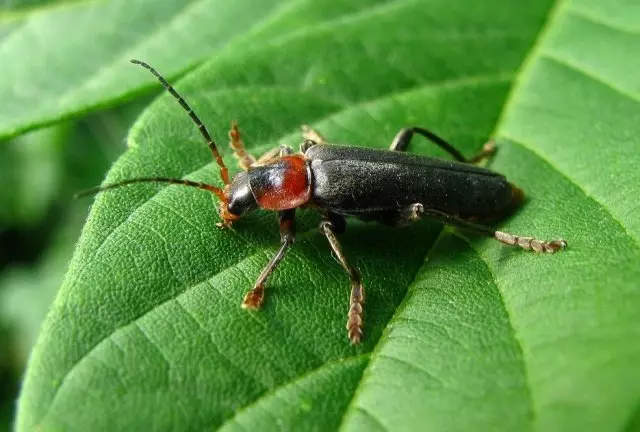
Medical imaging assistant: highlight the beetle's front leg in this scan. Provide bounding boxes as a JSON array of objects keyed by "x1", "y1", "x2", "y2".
[
  {"x1": 319, "y1": 218, "x2": 365, "y2": 344},
  {"x1": 241, "y1": 209, "x2": 296, "y2": 309},
  {"x1": 408, "y1": 204, "x2": 567, "y2": 253},
  {"x1": 251, "y1": 144, "x2": 295, "y2": 167}
]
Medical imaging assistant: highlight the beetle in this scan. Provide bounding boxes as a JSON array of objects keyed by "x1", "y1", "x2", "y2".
[{"x1": 80, "y1": 59, "x2": 567, "y2": 344}]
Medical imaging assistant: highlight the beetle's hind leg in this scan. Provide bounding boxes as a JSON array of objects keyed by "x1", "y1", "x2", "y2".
[
  {"x1": 408, "y1": 204, "x2": 567, "y2": 253},
  {"x1": 319, "y1": 217, "x2": 365, "y2": 344},
  {"x1": 390, "y1": 127, "x2": 495, "y2": 165}
]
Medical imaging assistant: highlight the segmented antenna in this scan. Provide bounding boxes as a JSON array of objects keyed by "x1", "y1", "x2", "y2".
[
  {"x1": 130, "y1": 59, "x2": 229, "y2": 185},
  {"x1": 75, "y1": 177, "x2": 226, "y2": 202},
  {"x1": 75, "y1": 60, "x2": 232, "y2": 202}
]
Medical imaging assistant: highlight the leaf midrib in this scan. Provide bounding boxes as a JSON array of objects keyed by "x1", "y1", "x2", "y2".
[{"x1": 213, "y1": 354, "x2": 370, "y2": 431}]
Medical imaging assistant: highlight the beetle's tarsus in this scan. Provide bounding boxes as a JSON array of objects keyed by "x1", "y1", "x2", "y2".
[
  {"x1": 216, "y1": 219, "x2": 234, "y2": 229},
  {"x1": 494, "y1": 231, "x2": 567, "y2": 253},
  {"x1": 347, "y1": 284, "x2": 365, "y2": 345},
  {"x1": 469, "y1": 140, "x2": 497, "y2": 164},
  {"x1": 401, "y1": 203, "x2": 424, "y2": 223},
  {"x1": 319, "y1": 220, "x2": 365, "y2": 345},
  {"x1": 241, "y1": 285, "x2": 265, "y2": 309}
]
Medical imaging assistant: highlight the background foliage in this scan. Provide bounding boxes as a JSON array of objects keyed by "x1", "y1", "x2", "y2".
[{"x1": 1, "y1": 0, "x2": 638, "y2": 431}]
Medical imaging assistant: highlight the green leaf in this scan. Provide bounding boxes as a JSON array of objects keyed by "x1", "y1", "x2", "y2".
[
  {"x1": 0, "y1": 126, "x2": 67, "y2": 226},
  {"x1": 0, "y1": 0, "x2": 70, "y2": 14},
  {"x1": 1, "y1": 0, "x2": 387, "y2": 140},
  {"x1": 0, "y1": 100, "x2": 141, "y2": 364},
  {"x1": 0, "y1": 204, "x2": 85, "y2": 363},
  {"x1": 17, "y1": 1, "x2": 640, "y2": 431}
]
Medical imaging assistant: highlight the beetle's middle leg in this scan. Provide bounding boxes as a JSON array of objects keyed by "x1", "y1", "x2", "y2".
[
  {"x1": 301, "y1": 125, "x2": 326, "y2": 144},
  {"x1": 299, "y1": 125, "x2": 326, "y2": 153},
  {"x1": 242, "y1": 209, "x2": 296, "y2": 309},
  {"x1": 390, "y1": 127, "x2": 495, "y2": 164},
  {"x1": 319, "y1": 217, "x2": 365, "y2": 345},
  {"x1": 405, "y1": 204, "x2": 567, "y2": 253}
]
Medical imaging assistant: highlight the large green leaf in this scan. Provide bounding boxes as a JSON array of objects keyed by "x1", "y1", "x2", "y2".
[
  {"x1": 0, "y1": 0, "x2": 392, "y2": 140},
  {"x1": 17, "y1": 0, "x2": 640, "y2": 431}
]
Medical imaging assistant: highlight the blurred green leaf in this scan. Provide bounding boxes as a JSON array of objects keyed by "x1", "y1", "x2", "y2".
[
  {"x1": 0, "y1": 97, "x2": 145, "y2": 360},
  {"x1": 15, "y1": 0, "x2": 640, "y2": 431},
  {"x1": 0, "y1": 127, "x2": 67, "y2": 226},
  {"x1": 0, "y1": 0, "x2": 392, "y2": 140},
  {"x1": 0, "y1": 407, "x2": 10, "y2": 432},
  {"x1": 0, "y1": 91, "x2": 145, "y2": 229},
  {"x1": 0, "y1": 322, "x2": 18, "y2": 432},
  {"x1": 0, "y1": 202, "x2": 89, "y2": 364},
  {"x1": 0, "y1": 0, "x2": 74, "y2": 14}
]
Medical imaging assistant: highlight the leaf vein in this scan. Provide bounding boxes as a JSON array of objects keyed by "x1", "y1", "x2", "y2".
[
  {"x1": 40, "y1": 248, "x2": 272, "y2": 425},
  {"x1": 540, "y1": 53, "x2": 640, "y2": 106},
  {"x1": 354, "y1": 405, "x2": 389, "y2": 432},
  {"x1": 566, "y1": 7, "x2": 640, "y2": 36},
  {"x1": 174, "y1": 300, "x2": 274, "y2": 389},
  {"x1": 500, "y1": 136, "x2": 640, "y2": 250},
  {"x1": 376, "y1": 353, "x2": 445, "y2": 386},
  {"x1": 336, "y1": 228, "x2": 448, "y2": 430},
  {"x1": 214, "y1": 355, "x2": 370, "y2": 431}
]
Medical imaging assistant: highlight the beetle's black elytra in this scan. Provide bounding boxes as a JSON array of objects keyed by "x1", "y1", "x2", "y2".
[{"x1": 78, "y1": 60, "x2": 567, "y2": 345}]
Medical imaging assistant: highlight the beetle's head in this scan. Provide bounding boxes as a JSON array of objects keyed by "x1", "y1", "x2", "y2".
[{"x1": 224, "y1": 171, "x2": 258, "y2": 222}]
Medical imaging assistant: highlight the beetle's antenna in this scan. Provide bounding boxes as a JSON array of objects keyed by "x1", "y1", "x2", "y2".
[
  {"x1": 75, "y1": 177, "x2": 226, "y2": 202},
  {"x1": 130, "y1": 59, "x2": 230, "y2": 185}
]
